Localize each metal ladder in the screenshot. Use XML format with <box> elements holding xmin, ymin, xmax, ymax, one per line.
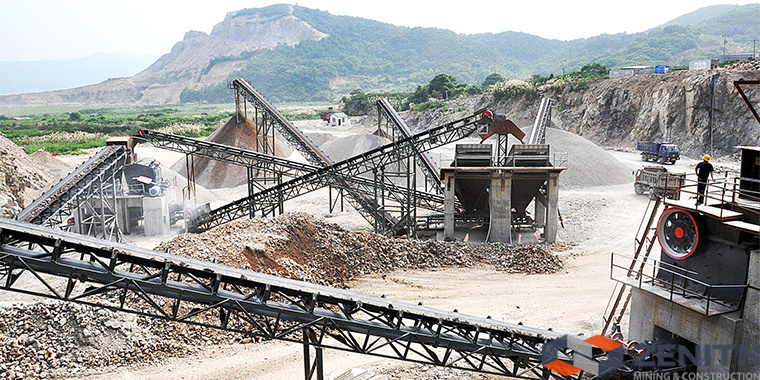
<box><xmin>602</xmin><ymin>196</ymin><xmax>663</xmax><ymax>336</ymax></box>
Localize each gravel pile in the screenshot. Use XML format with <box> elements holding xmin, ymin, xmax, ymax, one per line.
<box><xmin>170</xmin><ymin>111</ymin><xmax>292</xmax><ymax>189</ymax></box>
<box><xmin>158</xmin><ymin>212</ymin><xmax>568</xmax><ymax>288</ymax></box>
<box><xmin>0</xmin><ymin>301</ymin><xmax>249</xmax><ymax>379</ymax></box>
<box><xmin>542</xmin><ymin>127</ymin><xmax>633</xmax><ymax>188</ymax></box>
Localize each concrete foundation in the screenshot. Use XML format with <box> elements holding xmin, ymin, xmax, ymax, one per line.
<box><xmin>628</xmin><ymin>248</ymin><xmax>760</xmax><ymax>373</ymax></box>
<box><xmin>441</xmin><ymin>167</ymin><xmax>563</xmax><ymax>244</ymax></box>
<box><xmin>488</xmin><ymin>171</ymin><xmax>512</xmax><ymax>243</ymax></box>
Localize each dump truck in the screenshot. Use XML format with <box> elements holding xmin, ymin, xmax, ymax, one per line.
<box><xmin>634</xmin><ymin>166</ymin><xmax>686</xmax><ymax>199</ymax></box>
<box><xmin>636</xmin><ymin>141</ymin><xmax>680</xmax><ymax>164</ymax></box>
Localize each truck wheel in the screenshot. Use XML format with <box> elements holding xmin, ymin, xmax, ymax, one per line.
<box><xmin>658</xmin><ymin>156</ymin><xmax>665</xmax><ymax>164</ymax></box>
<box><xmin>641</xmin><ymin>155</ymin><xmax>647</xmax><ymax>162</ymax></box>
<box><xmin>635</xmin><ymin>184</ymin><xmax>645</xmax><ymax>195</ymax></box>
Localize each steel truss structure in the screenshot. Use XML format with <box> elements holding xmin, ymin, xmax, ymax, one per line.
<box><xmin>229</xmin><ymin>79</ymin><xmax>410</xmax><ymax>233</ymax></box>
<box><xmin>0</xmin><ymin>218</ymin><xmax>590</xmax><ymax>379</ymax></box>
<box><xmin>132</xmin><ymin>130</ymin><xmax>445</xmax><ymax>215</ymax></box>
<box><xmin>376</xmin><ymin>98</ymin><xmax>442</xmax><ymax>194</ymax></box>
<box><xmin>191</xmin><ymin>106</ymin><xmax>490</xmax><ymax>232</ymax></box>
<box><xmin>16</xmin><ymin>145</ymin><xmax>130</xmax><ymax>241</ymax></box>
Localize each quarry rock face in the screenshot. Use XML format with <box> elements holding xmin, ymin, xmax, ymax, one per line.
<box><xmin>546</xmin><ymin>61</ymin><xmax>760</xmax><ymax>158</ymax></box>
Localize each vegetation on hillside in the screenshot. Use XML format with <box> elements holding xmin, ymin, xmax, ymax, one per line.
<box><xmin>0</xmin><ymin>107</ymin><xmax>232</xmax><ymax>154</ymax></box>
<box><xmin>341</xmin><ymin>63</ymin><xmax>610</xmax><ymax>115</ymax></box>
<box><xmin>173</xmin><ymin>3</ymin><xmax>760</xmax><ymax>105</ymax></box>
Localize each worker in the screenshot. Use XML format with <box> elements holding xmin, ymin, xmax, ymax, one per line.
<box><xmin>695</xmin><ymin>155</ymin><xmax>715</xmax><ymax>205</ymax></box>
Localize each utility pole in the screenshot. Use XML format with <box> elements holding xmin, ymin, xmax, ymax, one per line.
<box><xmin>710</xmin><ymin>73</ymin><xmax>719</xmax><ymax>157</ymax></box>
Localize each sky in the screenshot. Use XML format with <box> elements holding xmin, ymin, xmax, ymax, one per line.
<box><xmin>1</xmin><ymin>0</ymin><xmax>758</xmax><ymax>61</ymax></box>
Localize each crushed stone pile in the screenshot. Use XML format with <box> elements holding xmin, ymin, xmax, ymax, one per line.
<box><xmin>29</xmin><ymin>148</ymin><xmax>66</xmax><ymax>166</ymax></box>
<box><xmin>320</xmin><ymin>133</ymin><xmax>390</xmax><ymax>163</ymax></box>
<box><xmin>545</xmin><ymin>127</ymin><xmax>633</xmax><ymax>188</ymax></box>
<box><xmin>158</xmin><ymin>212</ymin><xmax>567</xmax><ymax>288</ymax></box>
<box><xmin>0</xmin><ymin>133</ymin><xmax>54</xmax><ymax>217</ymax></box>
<box><xmin>170</xmin><ymin>111</ymin><xmax>293</xmax><ymax>189</ymax></box>
<box><xmin>0</xmin><ymin>301</ymin><xmax>249</xmax><ymax>379</ymax></box>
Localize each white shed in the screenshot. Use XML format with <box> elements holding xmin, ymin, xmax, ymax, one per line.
<box><xmin>329</xmin><ymin>112</ymin><xmax>349</xmax><ymax>127</ymax></box>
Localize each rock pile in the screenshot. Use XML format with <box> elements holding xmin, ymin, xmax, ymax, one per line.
<box><xmin>0</xmin><ymin>301</ymin><xmax>249</xmax><ymax>379</ymax></box>
<box><xmin>0</xmin><ymin>133</ymin><xmax>53</xmax><ymax>217</ymax></box>
<box><xmin>158</xmin><ymin>212</ymin><xmax>567</xmax><ymax>287</ymax></box>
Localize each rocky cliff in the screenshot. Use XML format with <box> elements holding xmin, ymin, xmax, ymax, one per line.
<box><xmin>546</xmin><ymin>61</ymin><xmax>760</xmax><ymax>158</ymax></box>
<box><xmin>398</xmin><ymin>61</ymin><xmax>760</xmax><ymax>160</ymax></box>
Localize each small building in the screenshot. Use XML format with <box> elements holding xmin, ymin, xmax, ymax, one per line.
<box><xmin>689</xmin><ymin>59</ymin><xmax>719</xmax><ymax>70</ymax></box>
<box><xmin>329</xmin><ymin>112</ymin><xmax>349</xmax><ymax>127</ymax></box>
<box><xmin>609</xmin><ymin>66</ymin><xmax>655</xmax><ymax>80</ymax></box>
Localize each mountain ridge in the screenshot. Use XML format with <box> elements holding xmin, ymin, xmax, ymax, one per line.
<box><xmin>2</xmin><ymin>3</ymin><xmax>759</xmax><ymax>107</ymax></box>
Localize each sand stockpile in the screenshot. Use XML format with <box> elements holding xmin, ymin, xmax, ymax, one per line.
<box><xmin>517</xmin><ymin>127</ymin><xmax>631</xmax><ymax>189</ymax></box>
<box><xmin>29</xmin><ymin>147</ymin><xmax>67</xmax><ymax>166</ymax></box>
<box><xmin>321</xmin><ymin>133</ymin><xmax>391</xmax><ymax>162</ymax></box>
<box><xmin>171</xmin><ymin>111</ymin><xmax>293</xmax><ymax>189</ymax></box>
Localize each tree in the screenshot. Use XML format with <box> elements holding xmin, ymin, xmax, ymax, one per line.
<box><xmin>341</xmin><ymin>89</ymin><xmax>372</xmax><ymax>115</ymax></box>
<box><xmin>482</xmin><ymin>73</ymin><xmax>505</xmax><ymax>86</ymax></box>
<box><xmin>428</xmin><ymin>74</ymin><xmax>458</xmax><ymax>99</ymax></box>
<box><xmin>578</xmin><ymin>63</ymin><xmax>609</xmax><ymax>78</ymax></box>
<box><xmin>68</xmin><ymin>112</ymin><xmax>82</xmax><ymax>121</ymax></box>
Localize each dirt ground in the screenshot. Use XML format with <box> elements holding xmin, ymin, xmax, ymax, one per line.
<box><xmin>61</xmin><ymin>148</ymin><xmax>721</xmax><ymax>380</ymax></box>
<box><xmin>8</xmin><ymin>119</ymin><xmax>735</xmax><ymax>380</ymax></box>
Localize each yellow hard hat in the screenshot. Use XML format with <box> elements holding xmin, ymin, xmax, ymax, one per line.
<box><xmin>703</xmin><ymin>155</ymin><xmax>711</xmax><ymax>161</ymax></box>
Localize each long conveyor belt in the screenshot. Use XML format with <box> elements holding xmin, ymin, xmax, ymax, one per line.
<box><xmin>377</xmin><ymin>98</ymin><xmax>442</xmax><ymax>193</ymax></box>
<box><xmin>231</xmin><ymin>78</ymin><xmax>402</xmax><ymax>231</ymax></box>
<box><xmin>132</xmin><ymin>129</ymin><xmax>445</xmax><ymax>212</ymax></box>
<box><xmin>0</xmin><ymin>217</ymin><xmax>588</xmax><ymax>379</ymax></box>
<box><xmin>16</xmin><ymin>145</ymin><xmax>130</xmax><ymax>225</ymax></box>
<box><xmin>191</xmin><ymin>108</ymin><xmax>489</xmax><ymax>232</ymax></box>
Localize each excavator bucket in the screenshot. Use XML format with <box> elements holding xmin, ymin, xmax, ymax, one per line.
<box><xmin>479</xmin><ymin>115</ymin><xmax>525</xmax><ymax>144</ymax></box>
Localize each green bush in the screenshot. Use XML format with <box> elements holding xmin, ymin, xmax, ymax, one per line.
<box><xmin>491</xmin><ymin>80</ymin><xmax>538</xmax><ymax>101</ymax></box>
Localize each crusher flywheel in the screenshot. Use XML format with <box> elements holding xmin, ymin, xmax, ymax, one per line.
<box><xmin>656</xmin><ymin>207</ymin><xmax>701</xmax><ymax>259</ymax></box>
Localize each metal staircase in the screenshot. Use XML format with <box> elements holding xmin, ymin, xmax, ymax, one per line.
<box><xmin>602</xmin><ymin>196</ymin><xmax>663</xmax><ymax>336</ymax></box>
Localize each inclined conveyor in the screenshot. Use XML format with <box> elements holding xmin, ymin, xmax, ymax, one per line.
<box><xmin>0</xmin><ymin>217</ymin><xmax>589</xmax><ymax>379</ymax></box>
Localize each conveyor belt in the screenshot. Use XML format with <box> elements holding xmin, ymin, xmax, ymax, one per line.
<box><xmin>0</xmin><ymin>217</ymin><xmax>586</xmax><ymax>379</ymax></box>
<box><xmin>132</xmin><ymin>129</ymin><xmax>445</xmax><ymax>212</ymax></box>
<box><xmin>16</xmin><ymin>146</ymin><xmax>129</xmax><ymax>225</ymax></box>
<box><xmin>231</xmin><ymin>79</ymin><xmax>402</xmax><ymax>232</ymax></box>
<box><xmin>377</xmin><ymin>98</ymin><xmax>442</xmax><ymax>193</ymax></box>
<box><xmin>192</xmin><ymin>108</ymin><xmax>489</xmax><ymax>232</ymax></box>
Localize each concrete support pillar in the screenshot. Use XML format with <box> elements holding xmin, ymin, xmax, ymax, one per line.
<box><xmin>443</xmin><ymin>174</ymin><xmax>456</xmax><ymax>240</ymax></box>
<box><xmin>534</xmin><ymin>191</ymin><xmax>547</xmax><ymax>228</ymax></box>
<box><xmin>740</xmin><ymin>249</ymin><xmax>760</xmax><ymax>372</ymax></box>
<box><xmin>545</xmin><ymin>173</ymin><xmax>560</xmax><ymax>243</ymax></box>
<box><xmin>488</xmin><ymin>171</ymin><xmax>512</xmax><ymax>243</ymax></box>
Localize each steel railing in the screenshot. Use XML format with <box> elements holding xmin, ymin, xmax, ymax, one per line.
<box><xmin>610</xmin><ymin>253</ymin><xmax>745</xmax><ymax>316</ymax></box>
